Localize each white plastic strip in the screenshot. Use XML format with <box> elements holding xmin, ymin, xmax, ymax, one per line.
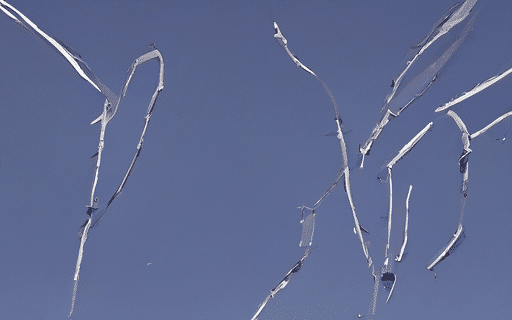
<box><xmin>395</xmin><ymin>185</ymin><xmax>412</xmax><ymax>263</ymax></box>
<box><xmin>387</xmin><ymin>122</ymin><xmax>433</xmax><ymax>170</ymax></box>
<box><xmin>437</xmin><ymin>66</ymin><xmax>512</xmax><ymax>112</ymax></box>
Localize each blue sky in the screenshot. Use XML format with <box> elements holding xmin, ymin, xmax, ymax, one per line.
<box><xmin>1</xmin><ymin>1</ymin><xmax>511</xmax><ymax>319</ymax></box>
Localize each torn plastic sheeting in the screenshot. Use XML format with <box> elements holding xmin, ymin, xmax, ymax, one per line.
<box><xmin>299</xmin><ymin>211</ymin><xmax>316</xmax><ymax>247</ymax></box>
<box><xmin>360</xmin><ymin>2</ymin><xmax>477</xmax><ymax>164</ymax></box>
<box><xmin>384</xmin><ymin>0</ymin><xmax>477</xmax><ymax>107</ymax></box>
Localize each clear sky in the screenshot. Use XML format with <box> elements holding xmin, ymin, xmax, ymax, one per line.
<box><xmin>1</xmin><ymin>1</ymin><xmax>511</xmax><ymax>319</ymax></box>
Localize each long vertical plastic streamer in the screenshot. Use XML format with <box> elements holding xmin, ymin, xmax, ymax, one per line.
<box><xmin>0</xmin><ymin>2</ymin><xmax>165</xmax><ymax>316</ymax></box>
<box><xmin>273</xmin><ymin>21</ymin><xmax>372</xmax><ymax>269</ymax></box>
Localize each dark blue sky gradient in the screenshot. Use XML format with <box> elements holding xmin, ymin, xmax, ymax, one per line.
<box><xmin>1</xmin><ymin>1</ymin><xmax>511</xmax><ymax>319</ymax></box>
